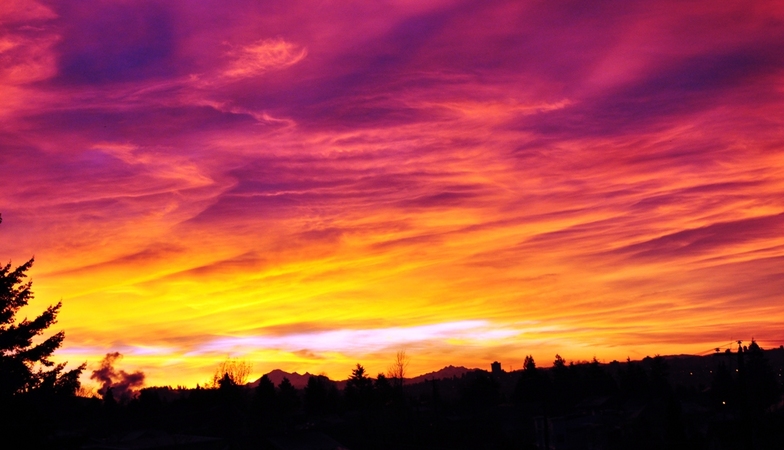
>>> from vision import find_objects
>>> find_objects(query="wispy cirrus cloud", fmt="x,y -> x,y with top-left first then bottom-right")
223,38 -> 307,79
2,0 -> 784,386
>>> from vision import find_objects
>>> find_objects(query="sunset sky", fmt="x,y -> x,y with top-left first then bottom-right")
2,0 -> 784,388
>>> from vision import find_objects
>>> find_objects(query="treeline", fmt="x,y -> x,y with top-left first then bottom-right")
12,342 -> 783,449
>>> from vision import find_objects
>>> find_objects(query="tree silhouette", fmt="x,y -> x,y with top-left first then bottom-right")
210,357 -> 252,388
552,354 -> 566,371
345,363 -> 373,409
742,340 -> 778,415
387,350 -> 409,390
374,373 -> 393,407
0,215 -> 85,446
0,256 -> 84,397
305,374 -> 332,414
218,372 -> 237,390
278,377 -> 299,414
254,374 -> 278,423
461,370 -> 500,410
514,355 -> 548,404
550,354 -> 571,407
523,354 -> 536,372
305,375 -> 337,414
620,357 -> 649,398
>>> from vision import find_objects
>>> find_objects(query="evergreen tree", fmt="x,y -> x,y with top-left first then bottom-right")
254,374 -> 277,413
462,370 -> 500,410
743,340 -> 778,414
523,354 -> 536,372
552,354 -> 567,371
345,364 -> 373,409
278,377 -> 300,414
514,355 -> 548,404
620,357 -> 649,398
374,373 -> 393,407
0,215 -> 85,445
551,354 -> 571,407
0,218 -> 84,397
305,374 -> 331,414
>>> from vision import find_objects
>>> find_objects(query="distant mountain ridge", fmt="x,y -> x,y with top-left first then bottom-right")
406,365 -> 474,384
248,365 -> 477,388
248,369 -> 315,389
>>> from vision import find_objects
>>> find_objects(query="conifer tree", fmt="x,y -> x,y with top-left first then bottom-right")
0,214 -> 84,397
345,364 -> 373,409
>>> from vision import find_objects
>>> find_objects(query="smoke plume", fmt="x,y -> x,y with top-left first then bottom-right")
90,352 -> 145,402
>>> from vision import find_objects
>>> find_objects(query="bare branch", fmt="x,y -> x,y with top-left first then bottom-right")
209,357 -> 252,388
386,350 -> 410,388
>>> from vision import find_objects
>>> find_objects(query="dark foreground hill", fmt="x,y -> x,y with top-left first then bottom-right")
5,343 -> 784,449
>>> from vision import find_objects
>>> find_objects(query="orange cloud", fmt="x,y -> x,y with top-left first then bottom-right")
223,39 -> 307,79
2,0 -> 783,387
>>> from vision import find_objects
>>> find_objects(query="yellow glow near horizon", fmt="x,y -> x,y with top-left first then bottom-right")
3,0 -> 784,389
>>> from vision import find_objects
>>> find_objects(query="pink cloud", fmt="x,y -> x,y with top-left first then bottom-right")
2,0 -> 783,383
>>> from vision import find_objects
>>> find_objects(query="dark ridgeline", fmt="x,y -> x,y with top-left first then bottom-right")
6,345 -> 782,449
3,216 -> 784,449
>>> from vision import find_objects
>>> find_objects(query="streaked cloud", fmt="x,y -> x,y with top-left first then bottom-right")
1,0 -> 783,386
196,320 -> 527,354
223,38 -> 306,79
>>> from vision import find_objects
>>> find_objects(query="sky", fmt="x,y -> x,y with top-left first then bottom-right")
2,0 -> 784,388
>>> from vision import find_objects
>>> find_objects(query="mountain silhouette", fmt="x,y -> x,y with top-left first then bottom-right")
249,365 -> 477,390
407,365 -> 475,384
249,369 -> 314,389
